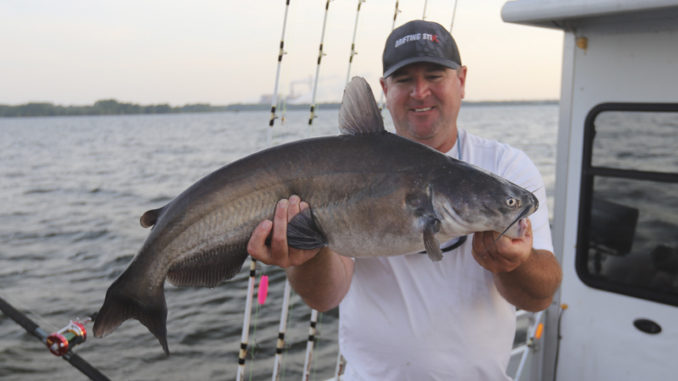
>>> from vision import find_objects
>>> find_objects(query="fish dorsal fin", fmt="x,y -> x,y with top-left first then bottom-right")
140,207 -> 164,228
339,76 -> 385,135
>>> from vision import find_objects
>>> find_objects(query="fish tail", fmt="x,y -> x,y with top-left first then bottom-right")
93,273 -> 169,355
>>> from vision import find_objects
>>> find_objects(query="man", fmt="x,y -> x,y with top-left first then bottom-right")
248,20 -> 562,380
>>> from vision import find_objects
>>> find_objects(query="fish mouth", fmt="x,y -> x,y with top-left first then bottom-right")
497,204 -> 534,240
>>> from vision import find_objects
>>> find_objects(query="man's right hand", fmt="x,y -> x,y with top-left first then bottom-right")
247,195 -> 322,267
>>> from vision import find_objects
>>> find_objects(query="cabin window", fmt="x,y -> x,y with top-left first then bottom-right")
577,103 -> 678,306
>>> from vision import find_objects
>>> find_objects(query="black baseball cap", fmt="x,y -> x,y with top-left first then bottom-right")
382,20 -> 462,78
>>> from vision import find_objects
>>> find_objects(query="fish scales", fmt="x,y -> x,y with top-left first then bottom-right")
160,133 -> 429,258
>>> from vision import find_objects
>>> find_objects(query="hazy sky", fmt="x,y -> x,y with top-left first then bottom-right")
1,0 -> 563,106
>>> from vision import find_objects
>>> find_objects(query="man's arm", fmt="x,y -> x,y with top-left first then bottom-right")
472,219 -> 562,311
247,195 -> 354,312
285,247 -> 354,311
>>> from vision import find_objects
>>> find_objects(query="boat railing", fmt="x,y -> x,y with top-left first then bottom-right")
510,310 -> 545,381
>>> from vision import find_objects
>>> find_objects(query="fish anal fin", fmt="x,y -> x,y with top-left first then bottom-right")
167,249 -> 248,288
423,217 -> 443,262
338,77 -> 385,135
140,207 -> 164,228
93,274 -> 169,355
287,208 -> 328,250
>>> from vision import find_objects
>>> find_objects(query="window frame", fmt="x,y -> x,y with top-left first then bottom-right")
576,102 -> 678,306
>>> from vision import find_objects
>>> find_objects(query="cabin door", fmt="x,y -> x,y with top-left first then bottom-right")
556,103 -> 678,380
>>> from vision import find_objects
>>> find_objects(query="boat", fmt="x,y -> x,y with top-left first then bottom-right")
502,0 -> 678,379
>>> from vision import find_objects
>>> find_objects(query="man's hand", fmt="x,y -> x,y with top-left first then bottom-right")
247,195 -> 355,311
247,195 -> 321,267
471,219 -> 534,274
473,219 -> 562,311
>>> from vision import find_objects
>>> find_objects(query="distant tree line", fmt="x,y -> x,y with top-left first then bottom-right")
0,99 -> 230,117
0,99 -> 351,117
0,99 -> 555,117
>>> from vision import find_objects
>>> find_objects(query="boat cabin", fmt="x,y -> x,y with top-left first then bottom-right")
502,0 -> 678,379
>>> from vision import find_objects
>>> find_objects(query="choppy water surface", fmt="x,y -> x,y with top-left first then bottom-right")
0,105 -> 557,380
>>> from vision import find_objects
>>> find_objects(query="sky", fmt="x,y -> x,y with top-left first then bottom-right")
0,0 -> 564,106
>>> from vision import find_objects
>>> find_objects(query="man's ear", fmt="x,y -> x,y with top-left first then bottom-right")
458,66 -> 468,99
379,77 -> 388,97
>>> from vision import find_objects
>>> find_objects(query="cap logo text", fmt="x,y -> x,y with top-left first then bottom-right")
394,33 -> 438,48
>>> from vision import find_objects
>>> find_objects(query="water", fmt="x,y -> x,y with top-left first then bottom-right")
0,104 -> 558,380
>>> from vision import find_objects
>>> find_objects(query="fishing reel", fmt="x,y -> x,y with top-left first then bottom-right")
46,319 -> 90,356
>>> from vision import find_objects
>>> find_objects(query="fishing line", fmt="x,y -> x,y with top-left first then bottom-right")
0,293 -> 58,333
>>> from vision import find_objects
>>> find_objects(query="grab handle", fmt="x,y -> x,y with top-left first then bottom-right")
633,318 -> 662,334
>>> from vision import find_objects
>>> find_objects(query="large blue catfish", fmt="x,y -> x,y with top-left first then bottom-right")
93,77 -> 538,354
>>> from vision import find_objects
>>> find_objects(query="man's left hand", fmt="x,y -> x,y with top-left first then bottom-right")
471,219 -> 534,273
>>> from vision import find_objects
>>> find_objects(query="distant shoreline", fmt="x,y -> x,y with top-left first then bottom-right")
0,99 -> 558,118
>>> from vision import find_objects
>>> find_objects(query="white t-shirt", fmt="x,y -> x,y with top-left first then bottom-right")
338,129 -> 554,380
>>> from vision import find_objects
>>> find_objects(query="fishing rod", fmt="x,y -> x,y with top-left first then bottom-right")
0,296 -> 109,381
391,0 -> 400,30
302,1 -> 332,369
236,258 -> 258,381
308,0 -> 332,126
450,0 -> 459,31
271,2 -> 334,378
269,0 -> 292,138
271,279 -> 292,381
422,0 -> 428,19
378,0 -> 401,110
345,0 -> 366,86
302,309 -> 319,381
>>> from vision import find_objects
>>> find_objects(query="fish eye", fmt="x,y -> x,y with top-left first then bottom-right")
506,198 -> 521,208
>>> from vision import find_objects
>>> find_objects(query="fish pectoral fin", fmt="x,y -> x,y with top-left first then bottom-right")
423,217 -> 443,262
287,208 -> 328,250
167,250 -> 248,288
140,207 -> 165,228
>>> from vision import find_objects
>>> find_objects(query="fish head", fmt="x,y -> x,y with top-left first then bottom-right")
430,159 -> 539,239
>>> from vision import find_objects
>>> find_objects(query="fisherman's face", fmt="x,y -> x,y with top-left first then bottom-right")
381,62 -> 466,153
